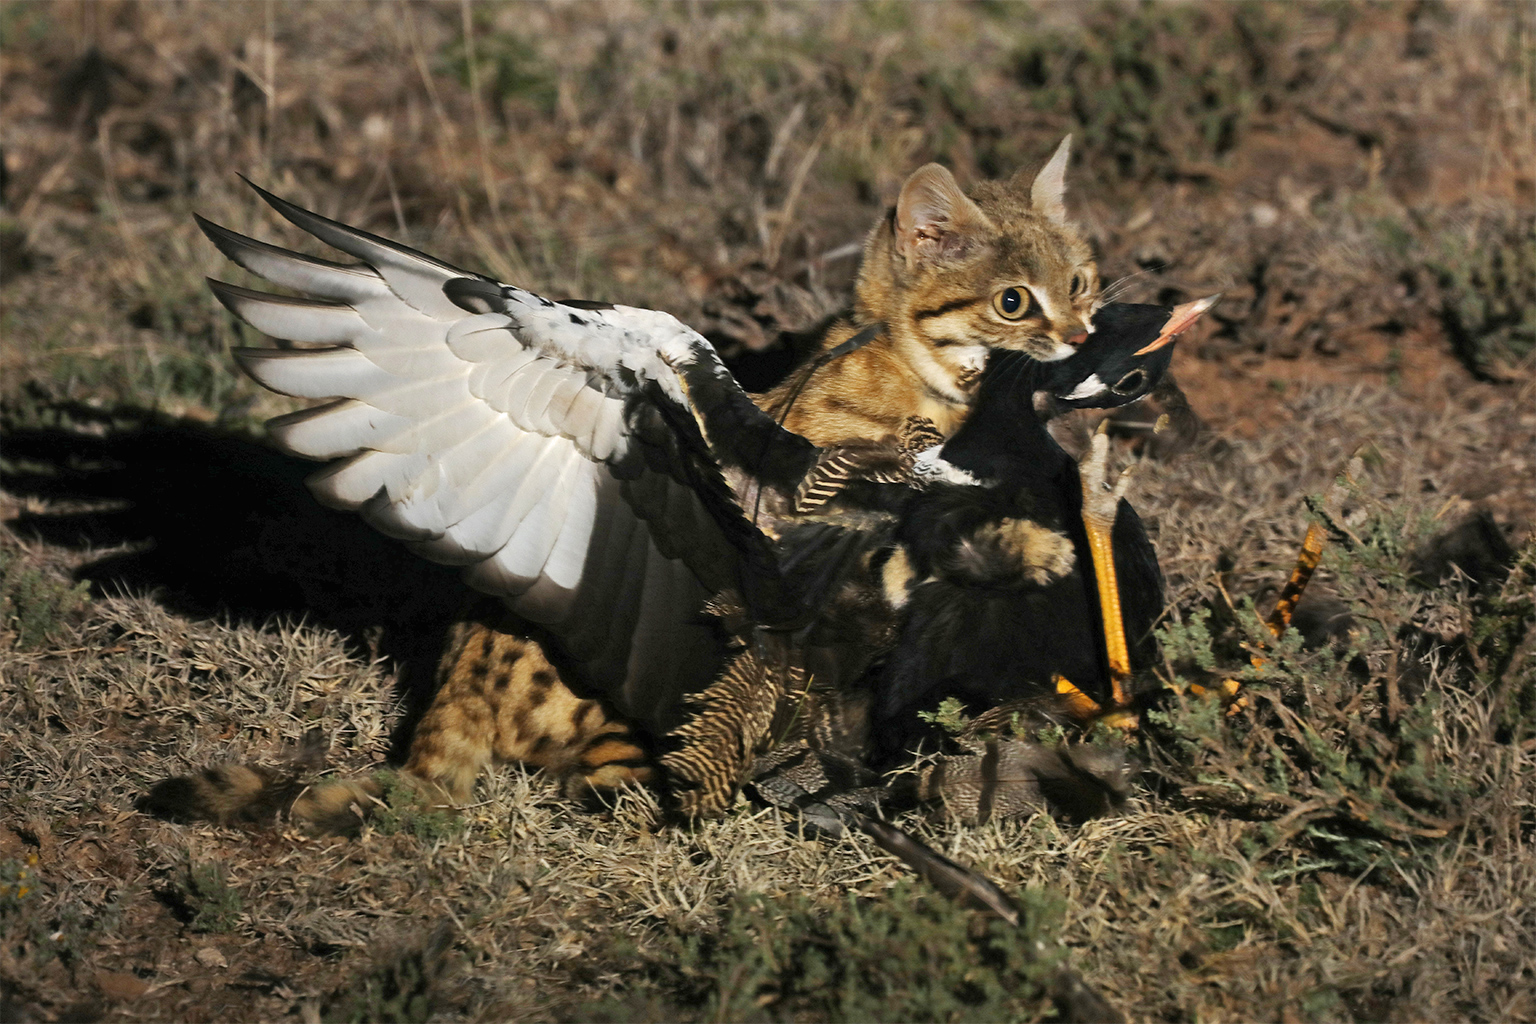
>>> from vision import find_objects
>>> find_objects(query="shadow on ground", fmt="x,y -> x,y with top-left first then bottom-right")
0,400 -> 467,758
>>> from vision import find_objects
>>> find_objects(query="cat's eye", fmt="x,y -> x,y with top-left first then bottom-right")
994,287 -> 1036,321
1070,274 -> 1083,294
1111,368 -> 1146,395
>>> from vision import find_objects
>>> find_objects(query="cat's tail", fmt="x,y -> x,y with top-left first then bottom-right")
139,765 -> 452,836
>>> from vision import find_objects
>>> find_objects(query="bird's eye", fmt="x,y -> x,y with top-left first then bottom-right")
994,287 -> 1034,320
1111,368 -> 1146,395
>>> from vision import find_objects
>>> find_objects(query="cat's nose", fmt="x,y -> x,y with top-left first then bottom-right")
1066,331 -> 1088,347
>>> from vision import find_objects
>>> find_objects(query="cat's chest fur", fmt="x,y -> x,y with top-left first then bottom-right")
765,322 -> 984,445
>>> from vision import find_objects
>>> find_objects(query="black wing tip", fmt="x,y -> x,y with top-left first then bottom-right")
235,174 -> 486,281
194,213 -> 251,262
237,174 -> 334,234
207,276 -> 350,314
237,172 -> 278,206
205,276 -> 246,315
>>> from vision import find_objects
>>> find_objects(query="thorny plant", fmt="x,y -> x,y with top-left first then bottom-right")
1144,464 -> 1534,874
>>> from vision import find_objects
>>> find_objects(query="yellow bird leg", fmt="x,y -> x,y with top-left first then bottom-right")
1054,675 -> 1103,721
1263,521 -> 1327,639
1200,463 -> 1356,712
1079,423 -> 1136,709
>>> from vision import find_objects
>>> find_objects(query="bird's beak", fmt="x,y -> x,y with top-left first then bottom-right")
1133,293 -> 1221,355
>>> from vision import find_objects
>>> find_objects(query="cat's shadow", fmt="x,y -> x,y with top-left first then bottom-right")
0,400 -> 471,762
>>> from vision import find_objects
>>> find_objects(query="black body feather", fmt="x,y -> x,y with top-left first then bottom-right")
875,303 -> 1181,740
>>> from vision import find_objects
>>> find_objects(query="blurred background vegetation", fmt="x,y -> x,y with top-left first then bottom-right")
1,0 -> 1531,418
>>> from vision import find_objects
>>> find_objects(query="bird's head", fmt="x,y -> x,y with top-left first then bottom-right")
1043,295 -> 1219,410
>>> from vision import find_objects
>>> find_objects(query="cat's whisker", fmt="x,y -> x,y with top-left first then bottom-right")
1095,270 -> 1156,309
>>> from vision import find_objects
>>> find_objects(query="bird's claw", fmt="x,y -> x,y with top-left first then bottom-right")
1081,422 -> 1138,532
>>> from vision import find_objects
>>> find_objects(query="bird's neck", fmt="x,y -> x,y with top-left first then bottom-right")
938,362 -> 1069,484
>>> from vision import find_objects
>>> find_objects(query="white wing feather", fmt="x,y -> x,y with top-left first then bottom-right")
202,186 -> 783,719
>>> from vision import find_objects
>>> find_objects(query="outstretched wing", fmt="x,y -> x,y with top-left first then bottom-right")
201,181 -> 817,730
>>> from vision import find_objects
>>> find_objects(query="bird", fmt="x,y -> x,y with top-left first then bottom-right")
868,298 -> 1217,755
662,299 -> 1216,816
193,178 -> 1208,826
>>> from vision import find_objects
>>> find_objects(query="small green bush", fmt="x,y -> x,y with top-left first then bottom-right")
0,547 -> 90,651
322,922 -> 455,1024
634,883 -> 1061,1023
1013,2 -> 1282,181
444,16 -> 558,118
370,770 -> 464,844
1431,213 -> 1536,377
0,855 -> 40,913
915,695 -> 970,735
185,862 -> 243,934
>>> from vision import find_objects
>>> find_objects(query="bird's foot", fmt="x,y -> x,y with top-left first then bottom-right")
1053,675 -> 1139,730
1080,420 -> 1138,533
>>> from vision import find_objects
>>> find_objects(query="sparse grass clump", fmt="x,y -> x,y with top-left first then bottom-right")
618,884 -> 1060,1024
0,546 -> 89,651
183,862 -> 242,934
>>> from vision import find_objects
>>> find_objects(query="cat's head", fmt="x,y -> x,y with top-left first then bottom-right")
857,137 -> 1099,375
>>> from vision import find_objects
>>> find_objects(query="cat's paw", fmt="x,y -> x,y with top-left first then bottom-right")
940,517 -> 1076,587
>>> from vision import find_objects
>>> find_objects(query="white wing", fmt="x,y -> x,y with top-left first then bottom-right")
202,182 -> 815,730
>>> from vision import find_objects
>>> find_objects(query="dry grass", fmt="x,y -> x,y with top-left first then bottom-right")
3,2 -> 1535,1021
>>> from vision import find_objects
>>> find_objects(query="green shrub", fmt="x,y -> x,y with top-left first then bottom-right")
1013,2 -> 1283,181
322,922 -> 456,1024
0,546 -> 90,651
1431,212 -> 1536,377
444,16 -> 558,117
1145,472 -> 1531,874
185,862 -> 243,934
629,883 -> 1061,1023
370,770 -> 464,844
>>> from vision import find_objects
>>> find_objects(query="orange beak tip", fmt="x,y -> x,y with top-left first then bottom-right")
1132,293 -> 1223,355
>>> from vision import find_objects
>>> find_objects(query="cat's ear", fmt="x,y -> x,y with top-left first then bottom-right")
1027,135 -> 1072,225
895,164 -> 994,267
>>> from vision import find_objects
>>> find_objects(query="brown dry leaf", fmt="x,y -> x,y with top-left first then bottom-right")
95,971 -> 149,1001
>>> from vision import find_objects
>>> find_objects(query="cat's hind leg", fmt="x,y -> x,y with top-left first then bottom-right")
405,621 -> 655,805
